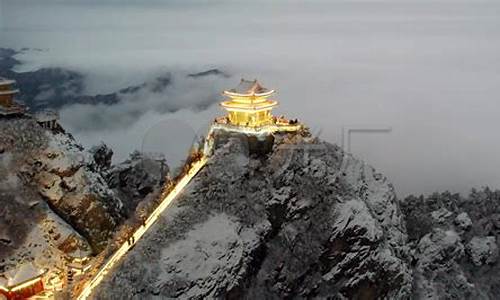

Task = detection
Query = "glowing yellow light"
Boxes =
[0,267,46,293]
[219,81,278,128]
[76,157,207,300]
[10,277,43,292]
[223,89,275,98]
[0,276,43,293]
[220,101,278,111]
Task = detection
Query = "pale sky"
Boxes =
[1,0,500,197]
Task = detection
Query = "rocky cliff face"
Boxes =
[0,117,124,255]
[0,116,168,275]
[94,130,412,299]
[402,189,500,299]
[106,150,169,217]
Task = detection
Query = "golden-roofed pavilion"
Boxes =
[0,77,25,116]
[220,79,278,127]
[0,78,19,108]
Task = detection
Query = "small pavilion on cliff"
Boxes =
[219,79,278,127]
[0,78,25,116]
[215,79,301,134]
[206,79,303,155]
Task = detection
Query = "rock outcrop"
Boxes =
[402,188,500,299]
[0,116,124,255]
[95,131,412,299]
[106,151,169,216]
[0,114,172,276]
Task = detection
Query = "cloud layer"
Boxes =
[2,0,500,196]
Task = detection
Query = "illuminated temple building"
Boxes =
[207,79,302,155]
[220,79,278,127]
[0,78,25,116]
[216,79,301,134]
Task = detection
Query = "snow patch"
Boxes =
[454,212,472,230]
[158,213,257,298]
[466,236,498,266]
[431,208,453,223]
[332,199,383,243]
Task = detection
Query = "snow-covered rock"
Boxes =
[431,207,453,223]
[1,115,171,283]
[412,229,470,299]
[467,236,498,266]
[0,116,122,271]
[0,132,91,275]
[90,142,113,170]
[106,151,169,216]
[33,129,124,252]
[455,212,472,230]
[402,188,500,299]
[95,130,412,299]
[156,213,259,298]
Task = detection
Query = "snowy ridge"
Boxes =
[95,132,412,299]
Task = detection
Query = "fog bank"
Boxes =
[2,0,500,196]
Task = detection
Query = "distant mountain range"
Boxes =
[0,48,228,112]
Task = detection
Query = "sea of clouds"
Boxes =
[1,0,500,196]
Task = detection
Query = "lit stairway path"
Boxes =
[76,157,208,300]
